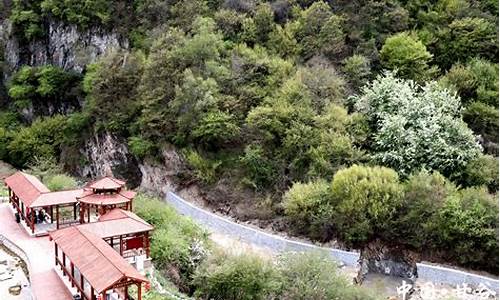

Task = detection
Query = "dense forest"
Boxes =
[0,0,498,274]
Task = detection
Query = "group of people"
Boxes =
[31,209,51,224]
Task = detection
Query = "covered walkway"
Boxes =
[50,226,148,300]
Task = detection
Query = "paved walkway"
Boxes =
[0,203,73,300]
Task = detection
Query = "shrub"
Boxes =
[330,165,403,246]
[380,32,434,81]
[431,187,498,272]
[45,174,78,191]
[128,136,156,159]
[276,252,380,300]
[282,180,333,240]
[462,102,498,153]
[184,149,222,185]
[240,144,279,189]
[7,115,67,167]
[458,154,499,192]
[133,194,208,288]
[192,111,240,147]
[193,251,279,300]
[393,170,456,248]
[342,54,371,91]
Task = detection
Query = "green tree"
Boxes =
[353,72,481,177]
[342,55,371,91]
[330,165,403,246]
[84,51,144,135]
[380,32,434,81]
[435,17,498,69]
[294,1,345,61]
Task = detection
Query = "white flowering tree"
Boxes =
[353,72,481,176]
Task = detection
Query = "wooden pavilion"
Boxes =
[50,226,149,300]
[4,172,137,235]
[78,177,136,224]
[5,172,83,234]
[78,208,153,258]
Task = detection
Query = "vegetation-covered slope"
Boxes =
[0,0,498,273]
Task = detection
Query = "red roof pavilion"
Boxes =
[87,177,126,190]
[5,172,50,207]
[50,226,148,299]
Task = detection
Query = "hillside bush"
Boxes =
[276,252,380,300]
[430,187,498,272]
[193,251,279,300]
[45,174,78,191]
[133,194,208,288]
[282,180,333,241]
[330,165,403,246]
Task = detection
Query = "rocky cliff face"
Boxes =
[1,19,127,78]
[78,132,142,188]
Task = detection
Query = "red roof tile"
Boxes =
[78,209,153,238]
[99,208,152,226]
[50,226,148,293]
[87,177,126,190]
[77,191,134,205]
[30,189,83,208]
[5,172,50,207]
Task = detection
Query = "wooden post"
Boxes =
[55,243,58,266]
[62,252,66,268]
[73,203,77,220]
[125,285,128,300]
[91,286,95,300]
[71,262,75,287]
[87,204,91,222]
[80,274,84,299]
[56,205,60,229]
[50,206,54,223]
[137,283,142,300]
[145,232,150,257]
[119,235,123,256]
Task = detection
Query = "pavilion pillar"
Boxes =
[50,206,53,223]
[62,252,66,268]
[129,200,133,211]
[87,204,91,222]
[91,286,95,300]
[80,274,84,299]
[56,205,60,229]
[145,232,150,257]
[54,243,58,266]
[125,285,128,300]
[73,203,77,220]
[137,283,142,300]
[79,203,85,224]
[71,262,75,287]
[119,235,123,256]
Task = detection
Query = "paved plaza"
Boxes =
[0,203,73,300]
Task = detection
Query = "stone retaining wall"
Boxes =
[165,192,499,293]
[0,234,35,300]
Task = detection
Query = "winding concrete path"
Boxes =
[0,203,73,300]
